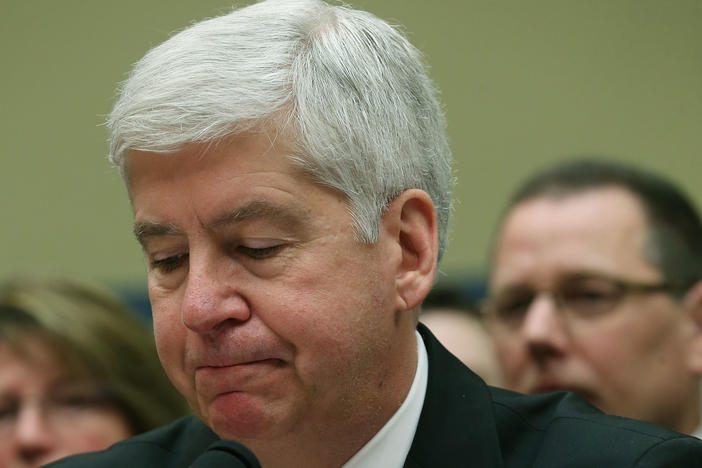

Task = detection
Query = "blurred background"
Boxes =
[2,0,700,311]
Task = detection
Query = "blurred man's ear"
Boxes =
[382,189,438,312]
[684,280,702,374]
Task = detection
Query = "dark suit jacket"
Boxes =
[47,325,702,467]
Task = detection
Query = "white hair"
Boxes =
[108,0,453,260]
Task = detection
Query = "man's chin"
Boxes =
[207,392,279,440]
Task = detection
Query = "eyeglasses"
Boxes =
[482,273,675,331]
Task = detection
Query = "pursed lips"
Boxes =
[194,358,286,398]
[198,356,282,368]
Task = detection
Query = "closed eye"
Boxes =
[151,253,189,273]
[237,245,285,260]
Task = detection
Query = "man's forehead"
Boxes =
[498,189,650,257]
[511,188,644,225]
[491,192,661,290]
[125,135,312,202]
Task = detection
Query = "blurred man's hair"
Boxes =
[499,158,702,295]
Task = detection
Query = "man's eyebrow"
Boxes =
[133,201,308,245]
[209,200,308,231]
[133,222,181,245]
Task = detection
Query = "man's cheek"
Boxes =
[153,324,190,388]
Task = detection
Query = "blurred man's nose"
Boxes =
[522,294,570,361]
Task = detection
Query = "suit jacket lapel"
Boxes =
[405,324,504,468]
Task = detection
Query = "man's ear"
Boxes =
[684,280,702,374]
[382,189,438,312]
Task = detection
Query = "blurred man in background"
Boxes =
[485,158,702,436]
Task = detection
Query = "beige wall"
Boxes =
[2,1,700,289]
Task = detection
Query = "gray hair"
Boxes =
[108,0,453,260]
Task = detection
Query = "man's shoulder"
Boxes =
[46,415,218,468]
[490,386,702,466]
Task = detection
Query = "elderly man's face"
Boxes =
[488,187,700,432]
[126,133,411,444]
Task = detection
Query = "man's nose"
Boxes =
[181,257,252,335]
[521,294,570,359]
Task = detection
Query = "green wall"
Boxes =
[2,1,700,289]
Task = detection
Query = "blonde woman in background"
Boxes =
[0,278,189,468]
